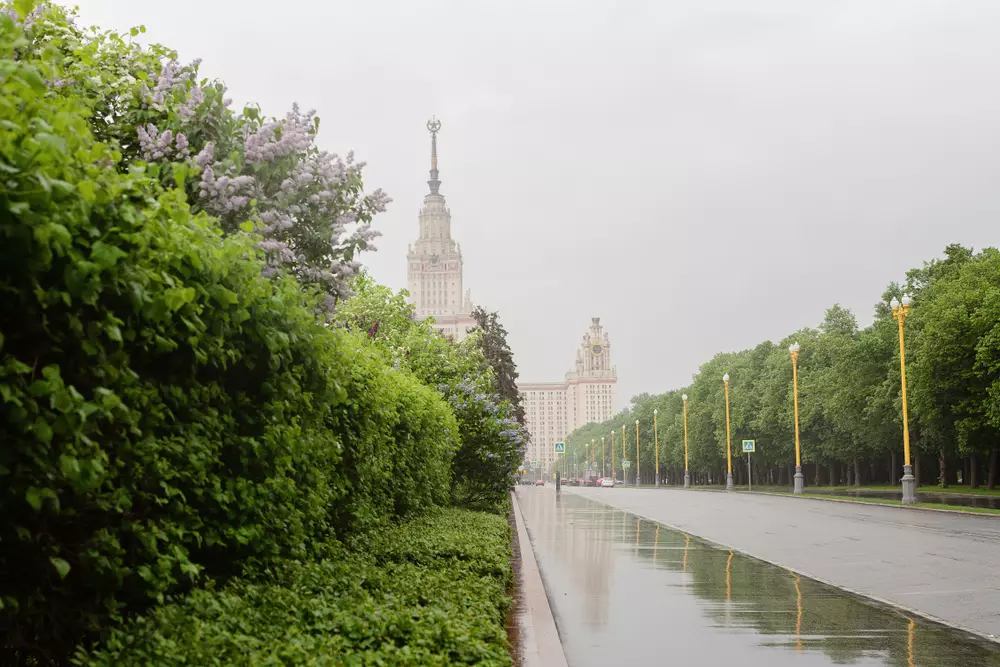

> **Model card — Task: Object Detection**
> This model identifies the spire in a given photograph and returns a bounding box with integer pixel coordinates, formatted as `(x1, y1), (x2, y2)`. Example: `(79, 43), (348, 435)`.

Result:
(426, 116), (442, 194)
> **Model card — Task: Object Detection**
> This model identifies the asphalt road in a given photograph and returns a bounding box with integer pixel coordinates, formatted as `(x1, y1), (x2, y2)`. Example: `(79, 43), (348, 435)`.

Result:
(566, 487), (1000, 640)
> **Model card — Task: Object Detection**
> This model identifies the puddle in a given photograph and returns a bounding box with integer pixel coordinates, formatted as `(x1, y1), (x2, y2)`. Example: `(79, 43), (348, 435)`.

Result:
(516, 488), (1000, 667)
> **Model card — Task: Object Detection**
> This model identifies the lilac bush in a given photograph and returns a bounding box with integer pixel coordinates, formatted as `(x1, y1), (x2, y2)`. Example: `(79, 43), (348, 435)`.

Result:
(8, 1), (388, 310)
(440, 376), (528, 507)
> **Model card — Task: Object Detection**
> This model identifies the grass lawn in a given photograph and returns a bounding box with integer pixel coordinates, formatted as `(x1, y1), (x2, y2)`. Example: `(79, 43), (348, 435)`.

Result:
(680, 483), (1000, 497)
(774, 492), (1000, 516)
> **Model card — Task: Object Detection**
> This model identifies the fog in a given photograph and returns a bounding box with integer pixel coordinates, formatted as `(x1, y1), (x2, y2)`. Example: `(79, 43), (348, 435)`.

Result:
(71, 0), (1000, 401)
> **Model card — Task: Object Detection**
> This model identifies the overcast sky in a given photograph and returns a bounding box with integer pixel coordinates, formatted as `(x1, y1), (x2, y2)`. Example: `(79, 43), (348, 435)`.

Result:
(71, 0), (1000, 402)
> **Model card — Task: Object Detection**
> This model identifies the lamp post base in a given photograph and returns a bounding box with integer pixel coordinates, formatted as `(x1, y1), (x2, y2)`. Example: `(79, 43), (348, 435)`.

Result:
(901, 465), (917, 505)
(684, 470), (691, 488)
(793, 466), (804, 495)
(655, 473), (660, 487)
(726, 472), (734, 491)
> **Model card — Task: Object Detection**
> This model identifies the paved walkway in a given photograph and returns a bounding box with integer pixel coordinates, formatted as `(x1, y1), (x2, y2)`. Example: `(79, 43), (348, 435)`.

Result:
(567, 487), (1000, 640)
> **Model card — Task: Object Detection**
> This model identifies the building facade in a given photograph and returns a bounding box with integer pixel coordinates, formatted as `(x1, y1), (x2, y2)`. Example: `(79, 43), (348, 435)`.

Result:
(520, 318), (618, 472)
(406, 118), (475, 340)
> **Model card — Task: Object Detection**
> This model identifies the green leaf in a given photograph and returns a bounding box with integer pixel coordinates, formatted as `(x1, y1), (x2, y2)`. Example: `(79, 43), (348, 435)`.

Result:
(25, 487), (43, 511)
(49, 557), (71, 579)
(91, 241), (127, 269)
(36, 132), (67, 156)
(33, 419), (53, 444)
(13, 0), (38, 20)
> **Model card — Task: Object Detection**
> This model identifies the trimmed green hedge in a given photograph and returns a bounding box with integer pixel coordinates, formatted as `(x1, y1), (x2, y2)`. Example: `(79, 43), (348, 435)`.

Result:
(0, 15), (458, 662)
(79, 508), (514, 666)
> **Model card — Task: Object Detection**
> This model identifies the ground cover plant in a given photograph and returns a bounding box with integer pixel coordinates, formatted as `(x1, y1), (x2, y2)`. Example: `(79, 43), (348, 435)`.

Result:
(78, 509), (515, 667)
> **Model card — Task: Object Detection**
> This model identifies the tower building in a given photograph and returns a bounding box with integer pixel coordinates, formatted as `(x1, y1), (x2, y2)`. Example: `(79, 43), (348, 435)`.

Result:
(406, 118), (475, 340)
(519, 318), (619, 472)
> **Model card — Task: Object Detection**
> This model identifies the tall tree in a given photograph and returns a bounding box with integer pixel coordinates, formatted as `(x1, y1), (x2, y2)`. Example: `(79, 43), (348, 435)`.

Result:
(470, 306), (526, 425)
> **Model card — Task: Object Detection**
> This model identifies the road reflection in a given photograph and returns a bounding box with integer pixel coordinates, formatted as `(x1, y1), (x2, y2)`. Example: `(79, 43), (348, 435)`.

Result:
(517, 488), (1000, 667)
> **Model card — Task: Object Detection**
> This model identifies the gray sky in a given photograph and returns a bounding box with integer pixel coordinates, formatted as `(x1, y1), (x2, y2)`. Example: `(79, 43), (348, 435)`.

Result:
(72, 0), (1000, 401)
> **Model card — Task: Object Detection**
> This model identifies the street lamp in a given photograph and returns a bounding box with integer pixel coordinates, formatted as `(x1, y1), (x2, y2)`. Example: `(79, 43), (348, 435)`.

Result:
(591, 438), (596, 477)
(610, 430), (615, 481)
(682, 394), (690, 488)
(723, 373), (733, 491)
(789, 342), (804, 494)
(621, 424), (627, 485)
(635, 419), (641, 486)
(601, 436), (606, 478)
(891, 294), (916, 504)
(653, 409), (660, 487)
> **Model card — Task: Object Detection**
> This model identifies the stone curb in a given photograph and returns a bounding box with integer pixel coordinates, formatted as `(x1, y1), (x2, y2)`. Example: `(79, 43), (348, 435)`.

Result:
(566, 487), (1000, 646)
(510, 490), (569, 667)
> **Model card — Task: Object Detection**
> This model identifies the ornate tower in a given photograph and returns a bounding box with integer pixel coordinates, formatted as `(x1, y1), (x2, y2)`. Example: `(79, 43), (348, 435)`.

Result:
(406, 118), (474, 339)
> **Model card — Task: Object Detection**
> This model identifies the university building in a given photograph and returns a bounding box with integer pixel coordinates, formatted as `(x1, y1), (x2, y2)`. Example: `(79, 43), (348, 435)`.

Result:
(406, 118), (475, 340)
(520, 318), (618, 472)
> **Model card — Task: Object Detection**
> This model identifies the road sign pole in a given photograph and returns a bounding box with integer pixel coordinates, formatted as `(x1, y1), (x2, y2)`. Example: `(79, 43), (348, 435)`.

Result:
(748, 453), (752, 494)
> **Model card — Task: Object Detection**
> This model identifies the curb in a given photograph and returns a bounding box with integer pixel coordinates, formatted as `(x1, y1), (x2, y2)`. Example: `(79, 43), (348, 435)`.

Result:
(509, 490), (569, 667)
(565, 487), (1000, 646)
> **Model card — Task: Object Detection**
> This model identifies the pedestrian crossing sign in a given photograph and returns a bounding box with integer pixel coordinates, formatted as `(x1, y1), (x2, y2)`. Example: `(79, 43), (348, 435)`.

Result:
(622, 460), (631, 469)
(554, 442), (566, 455)
(742, 440), (756, 453)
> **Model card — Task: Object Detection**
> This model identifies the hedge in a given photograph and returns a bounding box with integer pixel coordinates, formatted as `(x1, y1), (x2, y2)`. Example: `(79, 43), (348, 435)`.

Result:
(0, 15), (458, 663)
(78, 509), (514, 666)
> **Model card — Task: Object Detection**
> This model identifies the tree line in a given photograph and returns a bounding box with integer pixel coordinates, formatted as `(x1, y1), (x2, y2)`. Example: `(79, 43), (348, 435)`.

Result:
(567, 244), (1000, 491)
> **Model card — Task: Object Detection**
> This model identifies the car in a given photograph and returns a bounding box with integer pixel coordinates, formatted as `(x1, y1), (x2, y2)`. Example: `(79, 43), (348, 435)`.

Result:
(601, 478), (615, 488)
(615, 479), (624, 486)
(535, 479), (545, 486)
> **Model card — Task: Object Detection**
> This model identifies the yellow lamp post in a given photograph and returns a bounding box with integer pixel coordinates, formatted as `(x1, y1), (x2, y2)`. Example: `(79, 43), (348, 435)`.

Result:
(891, 294), (917, 504)
(682, 394), (690, 488)
(610, 430), (615, 481)
(653, 409), (660, 487)
(621, 424), (628, 485)
(635, 419), (640, 486)
(789, 342), (804, 494)
(723, 373), (733, 491)
(601, 436), (606, 478)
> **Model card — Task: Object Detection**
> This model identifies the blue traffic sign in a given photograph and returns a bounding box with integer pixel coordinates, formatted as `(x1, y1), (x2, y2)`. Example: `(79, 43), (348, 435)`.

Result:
(742, 440), (756, 453)
(554, 442), (566, 455)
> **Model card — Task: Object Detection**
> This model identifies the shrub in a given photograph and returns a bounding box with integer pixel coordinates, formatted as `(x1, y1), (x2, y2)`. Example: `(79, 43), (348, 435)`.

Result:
(0, 13), (456, 662)
(7, 1), (389, 308)
(78, 509), (514, 667)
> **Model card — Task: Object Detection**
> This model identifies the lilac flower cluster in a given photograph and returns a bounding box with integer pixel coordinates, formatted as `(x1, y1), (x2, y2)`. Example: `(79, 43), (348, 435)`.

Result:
(244, 104), (314, 163)
(219, 106), (390, 307)
(137, 123), (190, 161)
(178, 85), (204, 119)
(198, 164), (254, 214)
(142, 59), (195, 107)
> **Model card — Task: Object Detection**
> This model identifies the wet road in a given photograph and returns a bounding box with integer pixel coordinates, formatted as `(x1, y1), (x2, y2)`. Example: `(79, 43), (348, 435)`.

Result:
(516, 487), (1000, 667)
(565, 486), (1000, 639)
